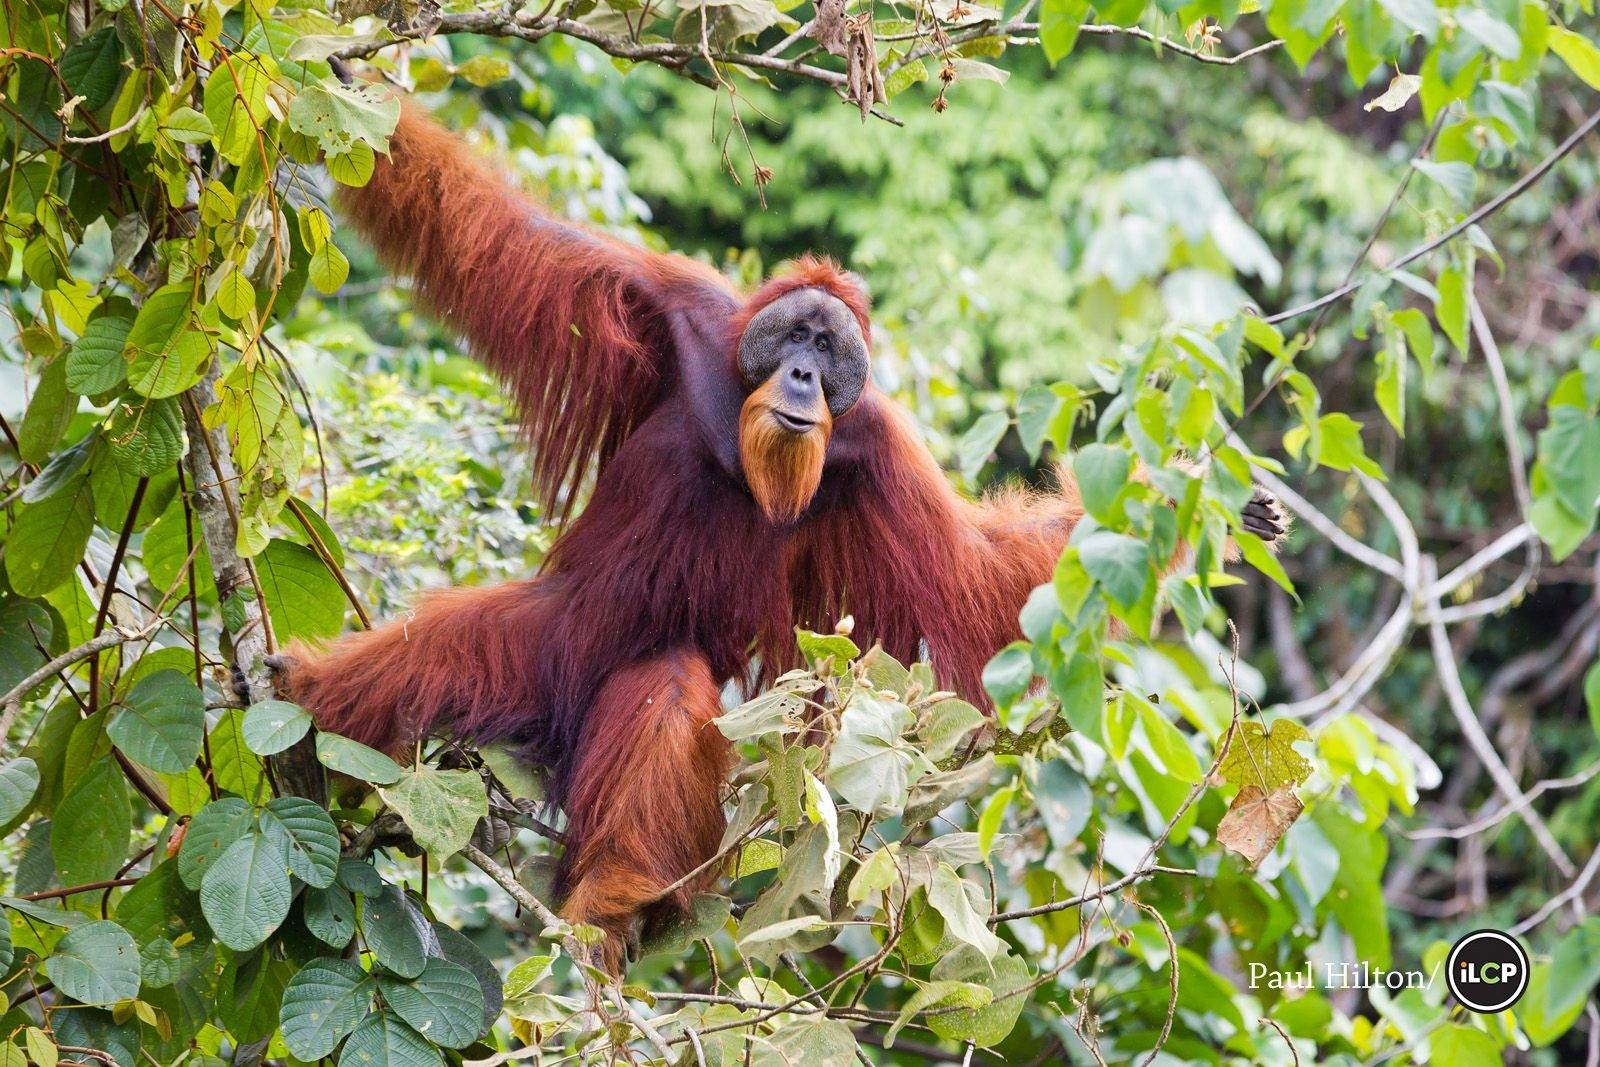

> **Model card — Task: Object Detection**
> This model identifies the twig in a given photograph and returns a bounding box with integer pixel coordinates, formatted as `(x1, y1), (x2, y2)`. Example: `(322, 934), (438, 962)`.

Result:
(1511, 843), (1600, 934)
(988, 865), (1198, 924)
(1425, 556), (1575, 878)
(22, 877), (142, 901)
(1405, 762), (1600, 841)
(1267, 105), (1600, 325)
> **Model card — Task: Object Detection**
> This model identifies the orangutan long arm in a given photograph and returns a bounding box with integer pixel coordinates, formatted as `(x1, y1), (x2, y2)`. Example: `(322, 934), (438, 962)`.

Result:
(339, 104), (738, 513)
(281, 579), (552, 755)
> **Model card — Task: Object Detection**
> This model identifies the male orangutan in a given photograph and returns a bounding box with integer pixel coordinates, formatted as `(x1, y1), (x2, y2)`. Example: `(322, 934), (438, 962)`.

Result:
(277, 100), (1288, 968)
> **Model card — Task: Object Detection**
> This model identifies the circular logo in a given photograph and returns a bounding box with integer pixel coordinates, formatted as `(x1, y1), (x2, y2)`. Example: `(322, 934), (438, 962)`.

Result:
(1445, 929), (1529, 1013)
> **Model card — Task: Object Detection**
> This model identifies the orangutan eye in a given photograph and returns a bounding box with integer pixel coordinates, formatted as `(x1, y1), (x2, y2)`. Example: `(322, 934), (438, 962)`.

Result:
(814, 335), (830, 352)
(789, 328), (807, 343)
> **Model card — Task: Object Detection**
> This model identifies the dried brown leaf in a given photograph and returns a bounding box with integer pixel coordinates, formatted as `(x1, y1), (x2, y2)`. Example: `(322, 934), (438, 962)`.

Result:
(1215, 784), (1303, 867)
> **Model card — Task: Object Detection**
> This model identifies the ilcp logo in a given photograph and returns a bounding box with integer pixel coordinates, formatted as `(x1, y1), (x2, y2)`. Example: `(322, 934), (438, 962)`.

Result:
(1445, 929), (1529, 1013)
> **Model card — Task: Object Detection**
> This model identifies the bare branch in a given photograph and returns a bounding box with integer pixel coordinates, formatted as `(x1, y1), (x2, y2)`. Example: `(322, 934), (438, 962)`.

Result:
(1425, 556), (1575, 877)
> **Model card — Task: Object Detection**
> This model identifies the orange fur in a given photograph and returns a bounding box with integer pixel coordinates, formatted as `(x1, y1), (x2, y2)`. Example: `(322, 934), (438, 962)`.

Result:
(557, 650), (729, 968)
(738, 377), (832, 524)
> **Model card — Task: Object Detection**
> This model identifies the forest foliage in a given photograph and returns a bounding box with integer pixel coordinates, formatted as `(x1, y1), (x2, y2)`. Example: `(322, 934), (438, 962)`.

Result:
(2, 0), (1600, 1061)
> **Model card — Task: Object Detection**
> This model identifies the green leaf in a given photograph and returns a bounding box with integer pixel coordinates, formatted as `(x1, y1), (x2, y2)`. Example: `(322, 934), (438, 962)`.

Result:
(46, 920), (141, 1005)
(5, 473), (94, 596)
(304, 885), (357, 948)
(287, 80), (401, 155)
(1235, 530), (1295, 595)
(361, 885), (428, 979)
(260, 796), (341, 888)
(1549, 26), (1600, 89)
(1411, 159), (1476, 206)
(242, 699), (313, 755)
(1375, 0), (1437, 36)
(1219, 719), (1313, 789)
(280, 957), (373, 1060)
(161, 105), (214, 143)
(326, 142), (376, 187)
(309, 242), (350, 295)
(981, 643), (1033, 709)
(1039, 0), (1091, 63)
(1311, 413), (1385, 478)
(257, 539), (347, 641)
(0, 758), (41, 826)
(1073, 444), (1131, 525)
(216, 268), (256, 321)
(828, 693), (934, 817)
(956, 411), (1008, 480)
(124, 284), (206, 398)
(1456, 9), (1519, 60)
(1544, 918), (1600, 1021)
(1078, 530), (1148, 607)
(106, 396), (185, 477)
(1537, 407), (1600, 519)
(1435, 264), (1469, 354)
(1428, 1024), (1501, 1065)
(337, 1010), (443, 1067)
(59, 28), (123, 111)
(108, 669), (204, 773)
(376, 958), (485, 1049)
(886, 981), (992, 1048)
(1586, 661), (1600, 745)
(52, 756), (131, 886)
(200, 831), (294, 950)
(316, 732), (402, 785)
(430, 922), (500, 1037)
(179, 797), (256, 889)
(378, 766), (488, 861)
(926, 947), (1030, 1047)
(18, 357), (73, 465)
(65, 316), (132, 394)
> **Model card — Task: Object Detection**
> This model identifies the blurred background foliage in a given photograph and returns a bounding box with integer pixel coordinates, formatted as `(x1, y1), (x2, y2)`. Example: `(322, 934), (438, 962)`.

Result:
(5, 0), (1600, 1060)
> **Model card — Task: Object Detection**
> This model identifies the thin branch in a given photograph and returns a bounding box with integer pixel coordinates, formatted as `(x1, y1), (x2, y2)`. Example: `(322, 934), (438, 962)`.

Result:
(1, 623), (157, 739)
(1425, 556), (1575, 878)
(1267, 105), (1600, 325)
(1405, 762), (1600, 841)
(988, 865), (1198, 924)
(1511, 843), (1600, 935)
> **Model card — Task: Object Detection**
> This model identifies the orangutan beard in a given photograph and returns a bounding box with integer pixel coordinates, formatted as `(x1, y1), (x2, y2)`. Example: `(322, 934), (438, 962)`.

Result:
(738, 381), (831, 525)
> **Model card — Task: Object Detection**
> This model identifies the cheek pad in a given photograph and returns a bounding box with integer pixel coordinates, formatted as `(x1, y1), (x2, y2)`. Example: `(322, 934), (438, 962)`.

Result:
(823, 337), (869, 416)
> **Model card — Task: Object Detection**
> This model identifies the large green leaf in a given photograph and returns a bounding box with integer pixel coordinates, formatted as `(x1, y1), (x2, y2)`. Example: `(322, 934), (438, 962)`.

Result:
(46, 920), (141, 1005)
(1078, 530), (1149, 608)
(256, 539), (346, 641)
(178, 797), (255, 889)
(241, 699), (313, 755)
(259, 796), (340, 888)
(105, 397), (186, 477)
(377, 766), (487, 860)
(316, 733), (402, 785)
(107, 669), (204, 773)
(279, 956), (373, 1060)
(52, 756), (131, 886)
(199, 831), (294, 950)
(5, 473), (94, 596)
(123, 284), (207, 399)
(64, 316), (132, 395)
(59, 27), (122, 110)
(336, 1010), (443, 1067)
(303, 885), (356, 948)
(361, 885), (427, 979)
(376, 957), (485, 1049)
(828, 693), (933, 818)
